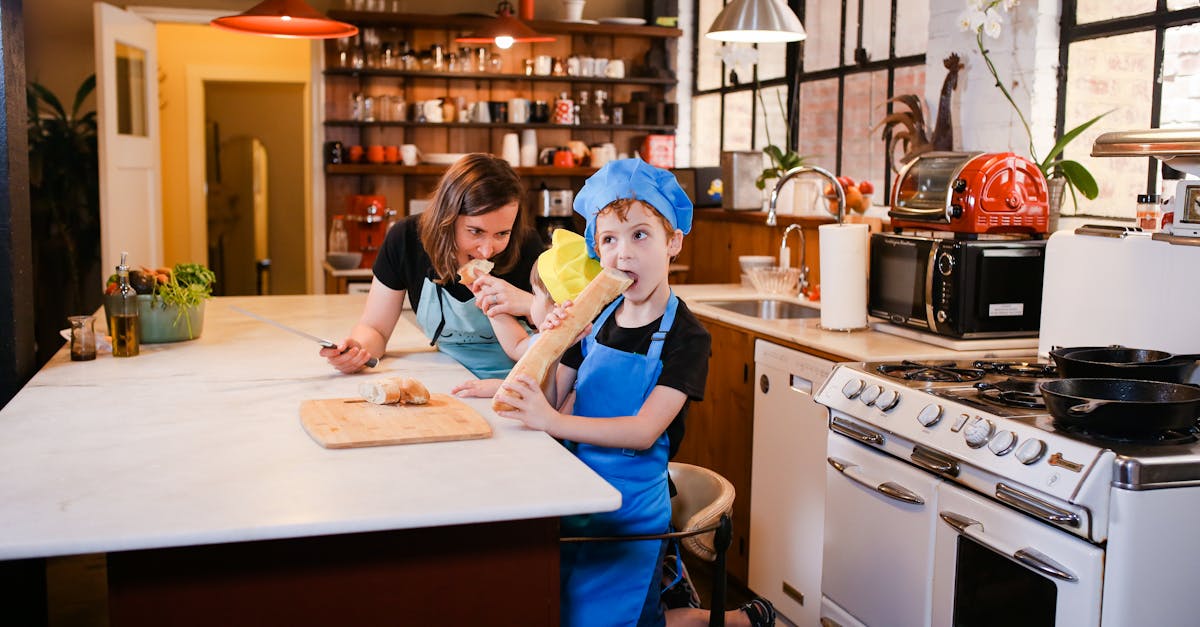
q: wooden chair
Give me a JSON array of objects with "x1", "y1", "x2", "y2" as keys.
[{"x1": 562, "y1": 461, "x2": 736, "y2": 627}]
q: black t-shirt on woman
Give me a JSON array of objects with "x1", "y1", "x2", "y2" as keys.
[{"x1": 372, "y1": 214, "x2": 543, "y2": 313}]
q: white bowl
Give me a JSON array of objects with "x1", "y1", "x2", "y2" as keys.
[
  {"x1": 739, "y1": 255, "x2": 776, "y2": 274},
  {"x1": 326, "y1": 251, "x2": 363, "y2": 270},
  {"x1": 420, "y1": 153, "x2": 469, "y2": 166}
]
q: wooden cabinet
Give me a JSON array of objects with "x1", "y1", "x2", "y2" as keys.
[
  {"x1": 673, "y1": 316, "x2": 757, "y2": 583},
  {"x1": 321, "y1": 11, "x2": 681, "y2": 229}
]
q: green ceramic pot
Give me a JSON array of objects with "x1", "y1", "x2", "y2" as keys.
[{"x1": 104, "y1": 294, "x2": 206, "y2": 343}]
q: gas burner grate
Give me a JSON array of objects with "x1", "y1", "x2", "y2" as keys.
[
  {"x1": 975, "y1": 379, "x2": 1048, "y2": 409},
  {"x1": 1056, "y1": 422, "x2": 1200, "y2": 446},
  {"x1": 973, "y1": 360, "x2": 1059, "y2": 379},
  {"x1": 878, "y1": 361, "x2": 985, "y2": 383}
]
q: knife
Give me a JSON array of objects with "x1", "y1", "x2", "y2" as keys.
[{"x1": 230, "y1": 305, "x2": 378, "y2": 367}]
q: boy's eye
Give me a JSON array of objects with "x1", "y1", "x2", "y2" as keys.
[
  {"x1": 634, "y1": 230, "x2": 648, "y2": 240},
  {"x1": 600, "y1": 235, "x2": 615, "y2": 244}
]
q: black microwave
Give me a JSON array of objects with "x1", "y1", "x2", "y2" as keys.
[{"x1": 868, "y1": 233, "x2": 1047, "y2": 339}]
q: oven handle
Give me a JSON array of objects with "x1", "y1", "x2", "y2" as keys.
[
  {"x1": 827, "y1": 456, "x2": 925, "y2": 505},
  {"x1": 939, "y1": 511, "x2": 1079, "y2": 582},
  {"x1": 994, "y1": 483, "x2": 1081, "y2": 528},
  {"x1": 829, "y1": 417, "x2": 885, "y2": 446}
]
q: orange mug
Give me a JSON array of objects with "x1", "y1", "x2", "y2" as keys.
[
  {"x1": 366, "y1": 145, "x2": 385, "y2": 164},
  {"x1": 348, "y1": 145, "x2": 364, "y2": 163},
  {"x1": 553, "y1": 148, "x2": 576, "y2": 168},
  {"x1": 383, "y1": 145, "x2": 400, "y2": 164}
]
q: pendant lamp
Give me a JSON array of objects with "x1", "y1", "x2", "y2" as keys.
[
  {"x1": 706, "y1": 0, "x2": 806, "y2": 43},
  {"x1": 456, "y1": 1, "x2": 555, "y2": 50},
  {"x1": 212, "y1": 0, "x2": 359, "y2": 39}
]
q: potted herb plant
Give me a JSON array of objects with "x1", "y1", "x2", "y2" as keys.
[{"x1": 105, "y1": 263, "x2": 216, "y2": 342}]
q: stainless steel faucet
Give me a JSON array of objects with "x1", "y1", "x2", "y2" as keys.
[
  {"x1": 779, "y1": 223, "x2": 810, "y2": 296},
  {"x1": 767, "y1": 165, "x2": 846, "y2": 227}
]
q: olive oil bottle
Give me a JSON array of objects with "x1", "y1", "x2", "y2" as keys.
[{"x1": 111, "y1": 252, "x2": 140, "y2": 357}]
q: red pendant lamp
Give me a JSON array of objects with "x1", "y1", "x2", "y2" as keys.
[
  {"x1": 456, "y1": 1, "x2": 554, "y2": 50},
  {"x1": 212, "y1": 0, "x2": 359, "y2": 39}
]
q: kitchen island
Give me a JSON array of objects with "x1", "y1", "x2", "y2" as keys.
[{"x1": 0, "y1": 295, "x2": 620, "y2": 625}]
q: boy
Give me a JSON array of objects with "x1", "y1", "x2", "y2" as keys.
[{"x1": 496, "y1": 160, "x2": 772, "y2": 627}]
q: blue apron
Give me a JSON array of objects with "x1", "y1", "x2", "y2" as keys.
[
  {"x1": 413, "y1": 277, "x2": 516, "y2": 380},
  {"x1": 561, "y1": 293, "x2": 679, "y2": 627}
]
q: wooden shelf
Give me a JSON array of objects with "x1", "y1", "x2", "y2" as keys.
[
  {"x1": 324, "y1": 119, "x2": 676, "y2": 133},
  {"x1": 327, "y1": 11, "x2": 683, "y2": 39},
  {"x1": 327, "y1": 164, "x2": 598, "y2": 177},
  {"x1": 323, "y1": 67, "x2": 676, "y2": 86}
]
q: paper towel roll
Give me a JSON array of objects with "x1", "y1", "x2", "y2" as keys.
[
  {"x1": 502, "y1": 133, "x2": 521, "y2": 167},
  {"x1": 818, "y1": 223, "x2": 869, "y2": 331}
]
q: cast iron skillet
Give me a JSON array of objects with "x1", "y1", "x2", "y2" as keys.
[
  {"x1": 1040, "y1": 378, "x2": 1200, "y2": 435},
  {"x1": 1049, "y1": 346, "x2": 1200, "y2": 383}
]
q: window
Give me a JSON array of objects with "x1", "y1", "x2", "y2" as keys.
[
  {"x1": 692, "y1": 0, "x2": 927, "y2": 196},
  {"x1": 1058, "y1": 0, "x2": 1200, "y2": 218}
]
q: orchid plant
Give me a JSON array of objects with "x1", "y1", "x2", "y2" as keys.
[{"x1": 959, "y1": 0, "x2": 1107, "y2": 205}]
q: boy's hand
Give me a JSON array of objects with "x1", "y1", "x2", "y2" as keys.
[
  {"x1": 452, "y1": 378, "x2": 502, "y2": 398},
  {"x1": 495, "y1": 374, "x2": 559, "y2": 433}
]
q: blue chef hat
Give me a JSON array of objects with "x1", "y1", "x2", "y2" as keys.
[{"x1": 572, "y1": 158, "x2": 694, "y2": 259}]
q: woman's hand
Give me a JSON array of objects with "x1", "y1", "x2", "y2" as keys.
[
  {"x1": 452, "y1": 378, "x2": 502, "y2": 398},
  {"x1": 320, "y1": 338, "x2": 374, "y2": 374},
  {"x1": 472, "y1": 275, "x2": 533, "y2": 318},
  {"x1": 495, "y1": 374, "x2": 560, "y2": 433}
]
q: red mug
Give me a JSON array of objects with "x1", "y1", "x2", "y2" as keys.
[
  {"x1": 348, "y1": 145, "x2": 364, "y2": 163},
  {"x1": 553, "y1": 149, "x2": 576, "y2": 168},
  {"x1": 366, "y1": 145, "x2": 385, "y2": 164},
  {"x1": 383, "y1": 145, "x2": 400, "y2": 164}
]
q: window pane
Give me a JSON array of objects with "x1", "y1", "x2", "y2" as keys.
[
  {"x1": 804, "y1": 0, "x2": 842, "y2": 71},
  {"x1": 1166, "y1": 0, "x2": 1200, "y2": 10},
  {"x1": 861, "y1": 0, "x2": 893, "y2": 64},
  {"x1": 895, "y1": 0, "x2": 930, "y2": 57},
  {"x1": 1162, "y1": 23, "x2": 1200, "y2": 128},
  {"x1": 724, "y1": 91, "x2": 754, "y2": 151},
  {"x1": 757, "y1": 42, "x2": 788, "y2": 80},
  {"x1": 115, "y1": 42, "x2": 148, "y2": 137},
  {"x1": 697, "y1": 0, "x2": 725, "y2": 91},
  {"x1": 692, "y1": 93, "x2": 723, "y2": 166},
  {"x1": 755, "y1": 85, "x2": 790, "y2": 150},
  {"x1": 842, "y1": 71, "x2": 890, "y2": 192},
  {"x1": 843, "y1": 0, "x2": 861, "y2": 68},
  {"x1": 1064, "y1": 31, "x2": 1157, "y2": 217},
  {"x1": 798, "y1": 78, "x2": 838, "y2": 168},
  {"x1": 1076, "y1": 0, "x2": 1158, "y2": 24}
]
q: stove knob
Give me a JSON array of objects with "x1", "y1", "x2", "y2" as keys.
[
  {"x1": 988, "y1": 430, "x2": 1017, "y2": 456},
  {"x1": 916, "y1": 403, "x2": 943, "y2": 427},
  {"x1": 860, "y1": 385, "x2": 882, "y2": 405},
  {"x1": 1014, "y1": 439, "x2": 1048, "y2": 465},
  {"x1": 937, "y1": 252, "x2": 956, "y2": 276},
  {"x1": 841, "y1": 379, "x2": 865, "y2": 399},
  {"x1": 963, "y1": 417, "x2": 994, "y2": 448},
  {"x1": 876, "y1": 389, "x2": 901, "y2": 412}
]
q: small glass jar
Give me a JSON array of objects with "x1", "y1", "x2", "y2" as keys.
[
  {"x1": 329, "y1": 215, "x2": 350, "y2": 253},
  {"x1": 1137, "y1": 194, "x2": 1162, "y2": 231},
  {"x1": 68, "y1": 315, "x2": 97, "y2": 361}
]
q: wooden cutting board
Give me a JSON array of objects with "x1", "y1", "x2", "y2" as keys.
[{"x1": 299, "y1": 393, "x2": 492, "y2": 449}]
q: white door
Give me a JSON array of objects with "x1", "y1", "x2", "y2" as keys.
[{"x1": 94, "y1": 1, "x2": 161, "y2": 275}]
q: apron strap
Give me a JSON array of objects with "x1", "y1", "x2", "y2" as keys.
[
  {"x1": 645, "y1": 292, "x2": 678, "y2": 362},
  {"x1": 582, "y1": 295, "x2": 624, "y2": 358},
  {"x1": 429, "y1": 284, "x2": 447, "y2": 347}
]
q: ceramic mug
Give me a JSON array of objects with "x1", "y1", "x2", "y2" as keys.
[
  {"x1": 383, "y1": 145, "x2": 400, "y2": 164},
  {"x1": 423, "y1": 99, "x2": 444, "y2": 123},
  {"x1": 348, "y1": 145, "x2": 365, "y2": 163},
  {"x1": 366, "y1": 145, "x2": 385, "y2": 164},
  {"x1": 400, "y1": 144, "x2": 419, "y2": 166},
  {"x1": 471, "y1": 101, "x2": 491, "y2": 123},
  {"x1": 508, "y1": 98, "x2": 531, "y2": 124},
  {"x1": 534, "y1": 55, "x2": 553, "y2": 76},
  {"x1": 604, "y1": 59, "x2": 625, "y2": 78}
]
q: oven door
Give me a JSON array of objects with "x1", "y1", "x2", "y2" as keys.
[
  {"x1": 868, "y1": 233, "x2": 936, "y2": 329},
  {"x1": 932, "y1": 482, "x2": 1104, "y2": 626},
  {"x1": 821, "y1": 432, "x2": 941, "y2": 627}
]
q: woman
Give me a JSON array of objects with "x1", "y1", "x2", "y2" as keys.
[{"x1": 322, "y1": 154, "x2": 543, "y2": 379}]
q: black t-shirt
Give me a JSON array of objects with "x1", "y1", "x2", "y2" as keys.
[
  {"x1": 373, "y1": 214, "x2": 543, "y2": 312},
  {"x1": 561, "y1": 298, "x2": 712, "y2": 458}
]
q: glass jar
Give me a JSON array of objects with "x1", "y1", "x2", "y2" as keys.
[
  {"x1": 1137, "y1": 194, "x2": 1162, "y2": 231},
  {"x1": 329, "y1": 215, "x2": 350, "y2": 254},
  {"x1": 68, "y1": 315, "x2": 97, "y2": 361}
]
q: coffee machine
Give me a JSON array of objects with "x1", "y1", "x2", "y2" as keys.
[
  {"x1": 532, "y1": 186, "x2": 581, "y2": 245},
  {"x1": 345, "y1": 194, "x2": 396, "y2": 268}
]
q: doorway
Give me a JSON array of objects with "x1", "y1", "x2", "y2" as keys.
[{"x1": 205, "y1": 81, "x2": 307, "y2": 295}]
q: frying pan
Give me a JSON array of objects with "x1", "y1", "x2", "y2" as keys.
[
  {"x1": 1040, "y1": 378, "x2": 1200, "y2": 435},
  {"x1": 1049, "y1": 346, "x2": 1200, "y2": 383}
]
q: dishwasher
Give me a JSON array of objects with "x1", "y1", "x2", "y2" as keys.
[{"x1": 748, "y1": 340, "x2": 836, "y2": 626}]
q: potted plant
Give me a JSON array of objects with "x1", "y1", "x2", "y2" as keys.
[
  {"x1": 960, "y1": 0, "x2": 1108, "y2": 214},
  {"x1": 27, "y1": 75, "x2": 100, "y2": 364},
  {"x1": 755, "y1": 89, "x2": 807, "y2": 192},
  {"x1": 105, "y1": 263, "x2": 216, "y2": 342}
]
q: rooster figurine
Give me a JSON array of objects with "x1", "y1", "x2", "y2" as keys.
[{"x1": 874, "y1": 53, "x2": 964, "y2": 171}]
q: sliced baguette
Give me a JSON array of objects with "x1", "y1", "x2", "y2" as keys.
[
  {"x1": 359, "y1": 377, "x2": 431, "y2": 405},
  {"x1": 457, "y1": 258, "x2": 494, "y2": 284}
]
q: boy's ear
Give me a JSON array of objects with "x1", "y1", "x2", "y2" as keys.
[{"x1": 667, "y1": 229, "x2": 684, "y2": 257}]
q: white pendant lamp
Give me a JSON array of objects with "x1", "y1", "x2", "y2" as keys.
[{"x1": 706, "y1": 0, "x2": 807, "y2": 43}]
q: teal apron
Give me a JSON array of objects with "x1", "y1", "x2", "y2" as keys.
[
  {"x1": 560, "y1": 293, "x2": 678, "y2": 627},
  {"x1": 413, "y1": 277, "x2": 516, "y2": 380}
]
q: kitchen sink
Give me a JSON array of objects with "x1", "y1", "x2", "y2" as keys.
[{"x1": 699, "y1": 299, "x2": 820, "y2": 320}]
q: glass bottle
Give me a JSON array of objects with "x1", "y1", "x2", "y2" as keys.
[
  {"x1": 329, "y1": 215, "x2": 350, "y2": 253},
  {"x1": 68, "y1": 315, "x2": 96, "y2": 361},
  {"x1": 1137, "y1": 194, "x2": 1161, "y2": 231},
  {"x1": 111, "y1": 251, "x2": 140, "y2": 357}
]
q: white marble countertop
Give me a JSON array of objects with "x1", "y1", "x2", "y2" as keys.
[
  {"x1": 0, "y1": 295, "x2": 620, "y2": 561},
  {"x1": 674, "y1": 284, "x2": 1038, "y2": 361}
]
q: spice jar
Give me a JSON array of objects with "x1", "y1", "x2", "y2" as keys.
[
  {"x1": 1137, "y1": 194, "x2": 1162, "y2": 231},
  {"x1": 68, "y1": 315, "x2": 97, "y2": 361}
]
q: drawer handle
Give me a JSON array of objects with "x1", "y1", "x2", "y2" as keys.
[
  {"x1": 830, "y1": 417, "x2": 885, "y2": 446},
  {"x1": 827, "y1": 456, "x2": 925, "y2": 505}
]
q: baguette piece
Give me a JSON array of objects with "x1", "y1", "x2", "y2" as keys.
[
  {"x1": 493, "y1": 268, "x2": 633, "y2": 412},
  {"x1": 359, "y1": 377, "x2": 431, "y2": 405},
  {"x1": 457, "y1": 258, "x2": 494, "y2": 284}
]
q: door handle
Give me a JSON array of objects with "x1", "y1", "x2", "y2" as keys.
[
  {"x1": 994, "y1": 483, "x2": 1081, "y2": 527},
  {"x1": 939, "y1": 511, "x2": 1079, "y2": 582},
  {"x1": 830, "y1": 416, "x2": 885, "y2": 446},
  {"x1": 827, "y1": 457, "x2": 925, "y2": 505}
]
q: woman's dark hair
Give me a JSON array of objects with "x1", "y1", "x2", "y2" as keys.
[{"x1": 419, "y1": 153, "x2": 529, "y2": 284}]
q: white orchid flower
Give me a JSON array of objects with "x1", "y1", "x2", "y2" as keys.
[
  {"x1": 1002, "y1": 0, "x2": 1019, "y2": 11},
  {"x1": 958, "y1": 9, "x2": 988, "y2": 32},
  {"x1": 984, "y1": 14, "x2": 1004, "y2": 38}
]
